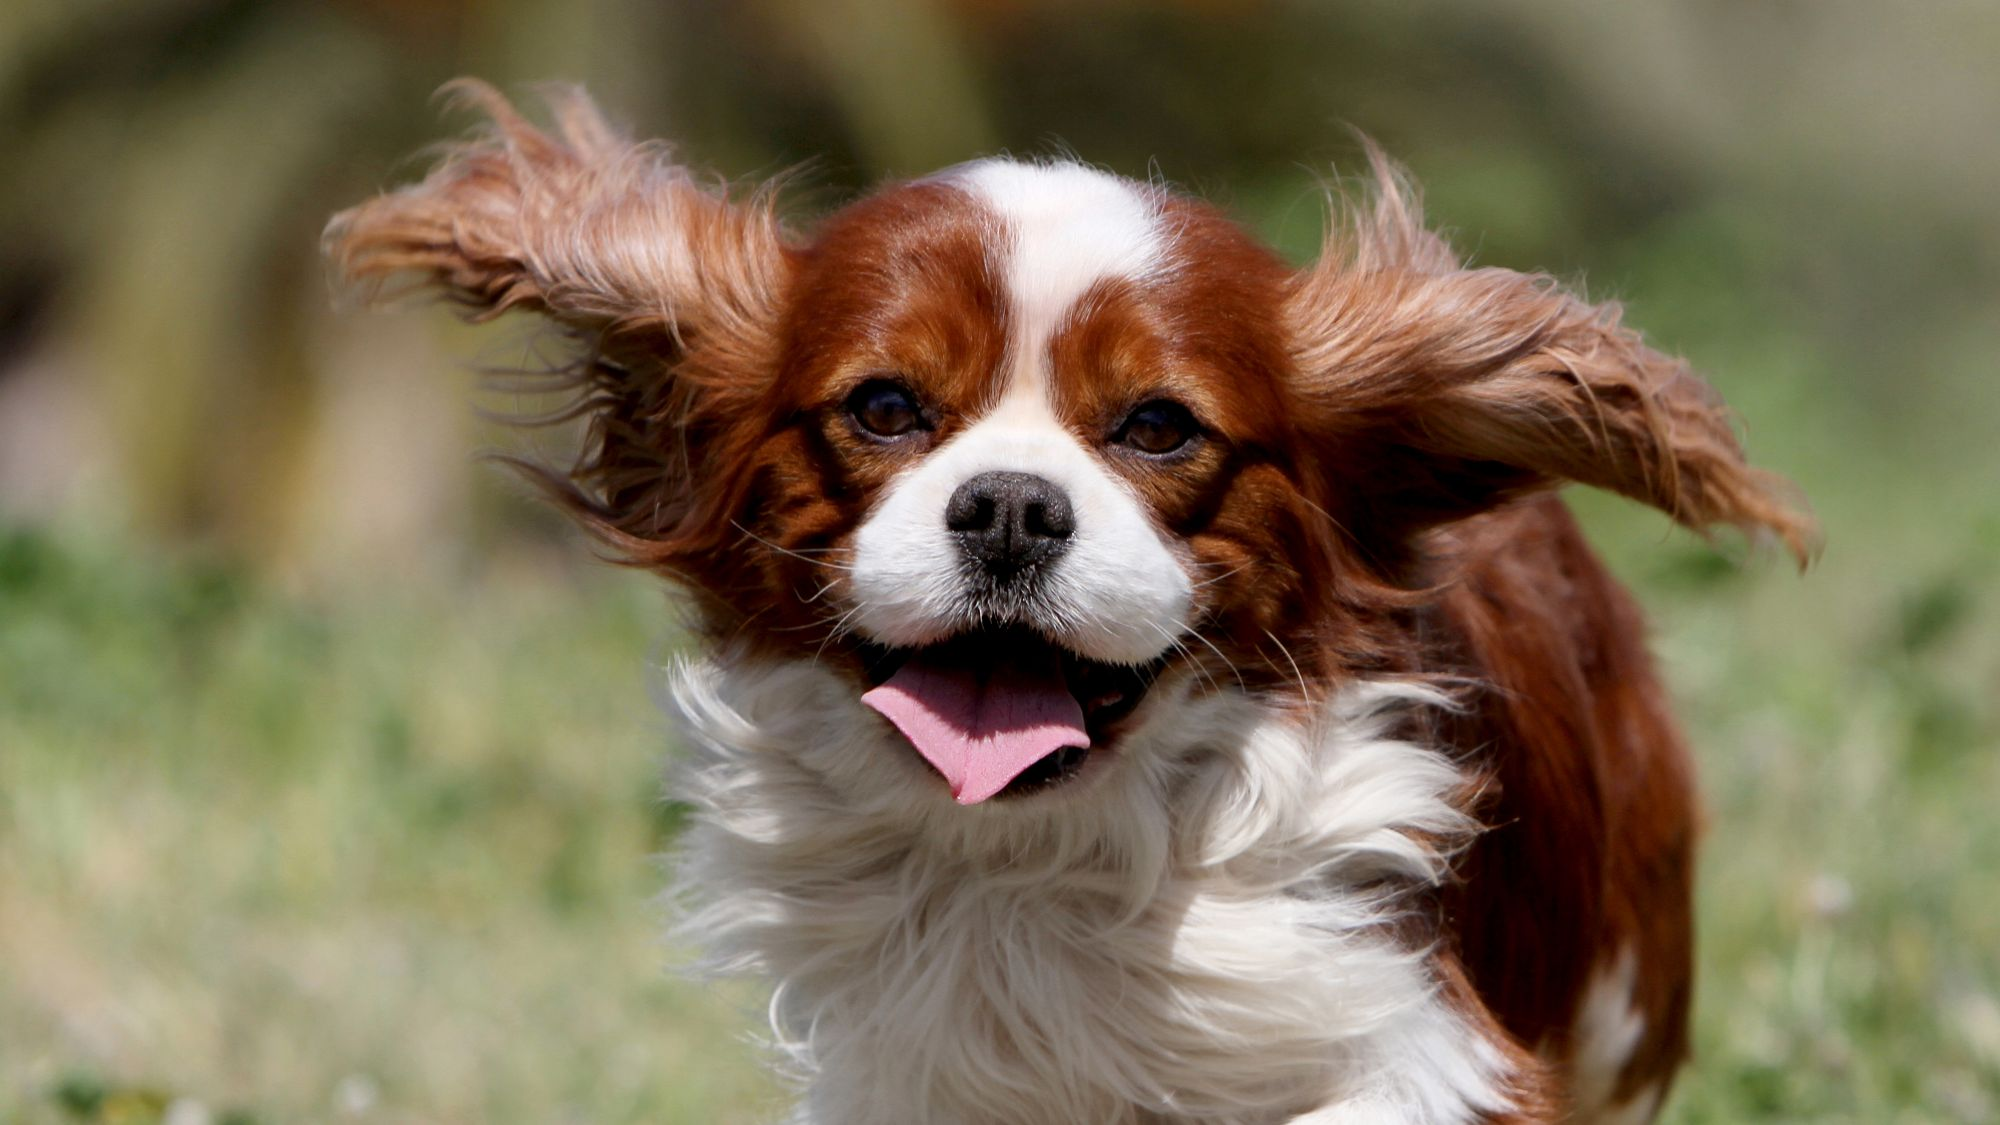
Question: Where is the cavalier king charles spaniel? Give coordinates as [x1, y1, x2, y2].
[327, 82, 1815, 1125]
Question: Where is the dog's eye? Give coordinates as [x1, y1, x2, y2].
[1113, 400, 1199, 456]
[846, 379, 927, 438]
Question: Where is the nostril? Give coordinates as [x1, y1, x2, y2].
[1023, 496, 1073, 540]
[946, 489, 997, 533]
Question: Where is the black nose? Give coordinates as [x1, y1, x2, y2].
[946, 471, 1075, 578]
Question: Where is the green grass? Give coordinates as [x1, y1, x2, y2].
[0, 528, 779, 1123]
[3, 490, 1996, 1122]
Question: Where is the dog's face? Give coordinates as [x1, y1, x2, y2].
[756, 165, 1323, 802]
[328, 84, 1814, 809]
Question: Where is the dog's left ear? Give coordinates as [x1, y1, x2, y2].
[1284, 158, 1817, 566]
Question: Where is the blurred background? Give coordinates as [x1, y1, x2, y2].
[3, 1, 1996, 1121]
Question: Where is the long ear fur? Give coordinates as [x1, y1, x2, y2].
[1285, 151, 1818, 566]
[323, 80, 791, 574]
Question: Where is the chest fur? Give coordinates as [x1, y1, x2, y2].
[667, 656, 1508, 1124]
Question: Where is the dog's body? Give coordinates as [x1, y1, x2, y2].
[329, 84, 1812, 1124]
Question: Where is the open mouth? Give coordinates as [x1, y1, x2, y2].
[858, 626, 1166, 804]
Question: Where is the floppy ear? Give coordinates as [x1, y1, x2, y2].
[323, 80, 791, 571]
[1285, 155, 1817, 566]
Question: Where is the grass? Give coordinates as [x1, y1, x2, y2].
[3, 471, 1997, 1122]
[0, 529, 780, 1123]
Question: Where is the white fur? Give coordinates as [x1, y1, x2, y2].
[666, 653, 1517, 1124]
[952, 158, 1167, 397]
[1570, 948, 1654, 1124]
[846, 160, 1189, 665]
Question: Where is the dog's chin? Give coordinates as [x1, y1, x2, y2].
[853, 625, 1170, 802]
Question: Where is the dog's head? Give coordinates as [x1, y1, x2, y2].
[329, 83, 1814, 808]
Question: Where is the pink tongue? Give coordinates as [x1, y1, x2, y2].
[861, 646, 1090, 805]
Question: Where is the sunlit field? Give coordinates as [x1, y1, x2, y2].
[5, 2, 1998, 1122]
[5, 418, 1998, 1122]
[0, 530, 781, 1123]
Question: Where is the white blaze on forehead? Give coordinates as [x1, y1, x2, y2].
[951, 160, 1166, 395]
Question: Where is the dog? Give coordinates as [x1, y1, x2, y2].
[326, 82, 1815, 1124]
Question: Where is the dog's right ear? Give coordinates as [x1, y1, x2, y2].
[324, 80, 792, 576]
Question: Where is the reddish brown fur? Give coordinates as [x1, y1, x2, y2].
[324, 80, 795, 627]
[326, 85, 1816, 1122]
[1283, 153, 1817, 570]
[1424, 498, 1698, 1111]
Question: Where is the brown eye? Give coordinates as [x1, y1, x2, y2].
[1114, 399, 1199, 456]
[846, 379, 927, 438]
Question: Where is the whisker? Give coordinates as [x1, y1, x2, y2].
[729, 519, 855, 570]
[1262, 628, 1312, 706]
[1181, 623, 1247, 691]
[1189, 563, 1249, 591]
[813, 602, 869, 665]
[768, 608, 857, 633]
[1149, 620, 1219, 695]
